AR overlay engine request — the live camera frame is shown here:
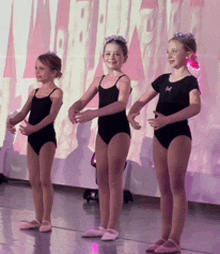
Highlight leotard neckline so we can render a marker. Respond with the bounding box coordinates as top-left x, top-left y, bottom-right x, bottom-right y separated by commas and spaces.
34, 88, 58, 99
99, 75, 126, 90
168, 74, 193, 84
